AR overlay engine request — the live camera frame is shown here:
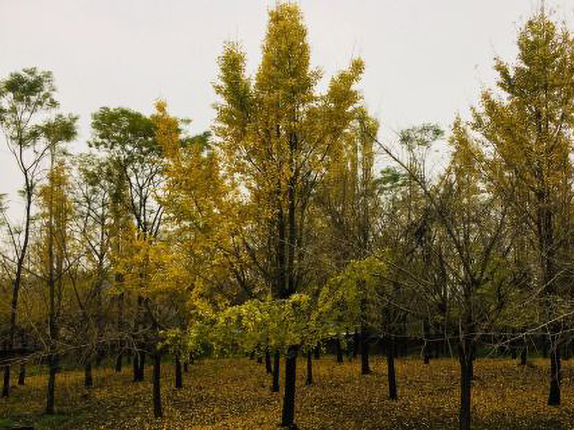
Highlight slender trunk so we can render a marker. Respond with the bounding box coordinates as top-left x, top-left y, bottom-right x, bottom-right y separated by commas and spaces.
387, 337, 397, 400
305, 350, 313, 386
281, 346, 298, 429
132, 350, 139, 382
2, 366, 9, 397
265, 348, 272, 374
257, 354, 263, 364
184, 361, 189, 373
361, 329, 370, 375
18, 364, 25, 386
46, 193, 57, 415
458, 340, 473, 430
115, 352, 122, 372
352, 330, 359, 359
175, 356, 183, 389
189, 352, 194, 365
520, 347, 527, 366
548, 343, 561, 406
271, 350, 280, 392
153, 350, 163, 418
423, 319, 431, 365
3, 187, 33, 398
85, 362, 93, 387
335, 338, 344, 364
136, 350, 145, 381
46, 354, 58, 415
